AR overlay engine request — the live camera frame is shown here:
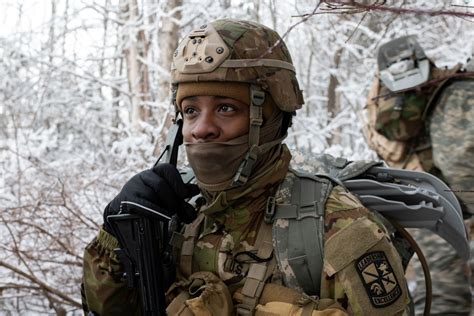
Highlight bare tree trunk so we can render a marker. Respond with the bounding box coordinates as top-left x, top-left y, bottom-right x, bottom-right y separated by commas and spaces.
327, 48, 342, 146
120, 0, 151, 130
112, 3, 124, 133
152, 0, 182, 156
16, 1, 24, 29
100, 0, 110, 79
157, 0, 182, 101
61, 0, 69, 57
269, 0, 277, 30
49, 0, 57, 63
220, 0, 231, 9
250, 0, 260, 22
